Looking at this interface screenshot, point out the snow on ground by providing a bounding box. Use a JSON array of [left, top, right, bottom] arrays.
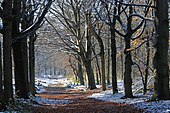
[[35, 77, 69, 87], [33, 96, 71, 105], [19, 77, 170, 112], [35, 85, 46, 93], [89, 83, 170, 113]]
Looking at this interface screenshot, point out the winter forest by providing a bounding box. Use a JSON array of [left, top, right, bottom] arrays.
[[0, 0, 170, 112]]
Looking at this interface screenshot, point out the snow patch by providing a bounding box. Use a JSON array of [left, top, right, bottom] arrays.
[[89, 90, 170, 113], [34, 96, 71, 105]]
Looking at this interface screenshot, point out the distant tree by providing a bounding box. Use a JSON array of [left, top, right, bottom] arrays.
[[77, 56, 85, 85], [111, 0, 152, 97], [49, 0, 96, 89], [84, 12, 96, 89], [88, 15, 106, 91], [153, 0, 170, 100], [106, 37, 111, 85], [0, 41, 3, 104], [94, 0, 118, 93], [143, 31, 151, 94]]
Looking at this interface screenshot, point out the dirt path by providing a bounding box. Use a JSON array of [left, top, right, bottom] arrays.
[[32, 87, 144, 113]]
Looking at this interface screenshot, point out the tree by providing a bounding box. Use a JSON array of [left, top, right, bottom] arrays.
[[94, 0, 118, 93], [49, 0, 96, 89], [77, 57, 85, 85], [12, 0, 52, 98], [112, 0, 152, 97], [29, 34, 36, 96], [0, 40, 3, 104], [88, 15, 106, 91], [153, 0, 170, 100], [2, 0, 13, 104], [84, 12, 96, 89], [0, 0, 52, 103], [12, 0, 29, 98]]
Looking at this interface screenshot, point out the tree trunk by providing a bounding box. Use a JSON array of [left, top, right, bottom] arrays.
[[120, 37, 124, 80], [77, 60, 84, 85], [44, 63, 47, 75], [153, 0, 169, 100], [0, 42, 3, 102], [110, 26, 118, 94], [2, 0, 13, 103], [96, 65, 100, 85], [101, 49, 106, 91], [13, 41, 29, 98], [89, 17, 106, 90], [144, 37, 150, 94], [124, 36, 133, 98], [107, 38, 111, 85], [22, 39, 29, 97], [29, 35, 36, 96], [85, 36, 96, 89], [75, 8, 84, 85], [12, 0, 29, 99], [84, 62, 96, 89], [123, 6, 133, 98], [53, 64, 56, 76], [96, 22, 106, 91], [84, 13, 96, 89], [93, 48, 102, 85]]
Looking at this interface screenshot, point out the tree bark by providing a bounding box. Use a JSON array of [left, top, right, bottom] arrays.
[[84, 62, 96, 89], [107, 38, 111, 85], [29, 35, 36, 96], [77, 60, 84, 85], [96, 65, 100, 85], [2, 0, 13, 103], [124, 36, 133, 98], [89, 17, 106, 90], [12, 0, 29, 98], [85, 34, 96, 89], [144, 37, 150, 94], [110, 26, 118, 94], [13, 41, 29, 98], [123, 6, 133, 98], [0, 42, 3, 102], [153, 0, 169, 100], [84, 13, 96, 89]]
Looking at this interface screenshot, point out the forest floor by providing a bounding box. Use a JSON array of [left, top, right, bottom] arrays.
[[30, 87, 144, 113]]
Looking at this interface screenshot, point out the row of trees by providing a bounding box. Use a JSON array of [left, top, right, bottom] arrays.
[[0, 0, 169, 111], [0, 0, 52, 109], [44, 0, 169, 99]]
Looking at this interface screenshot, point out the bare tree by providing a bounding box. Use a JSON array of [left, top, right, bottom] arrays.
[[48, 0, 97, 89], [153, 0, 170, 100], [2, 0, 13, 104], [110, 0, 153, 97]]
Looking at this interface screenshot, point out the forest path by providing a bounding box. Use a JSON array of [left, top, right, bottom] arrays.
[[32, 87, 144, 113]]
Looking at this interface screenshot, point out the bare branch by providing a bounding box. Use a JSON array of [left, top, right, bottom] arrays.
[[114, 0, 156, 9], [12, 0, 53, 43]]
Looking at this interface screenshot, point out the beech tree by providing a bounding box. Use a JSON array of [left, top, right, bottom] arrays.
[[0, 39, 3, 105], [0, 0, 52, 108], [12, 0, 29, 98], [48, 0, 96, 89], [108, 0, 153, 97], [153, 0, 169, 100], [92, 0, 117, 93], [2, 0, 13, 104]]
